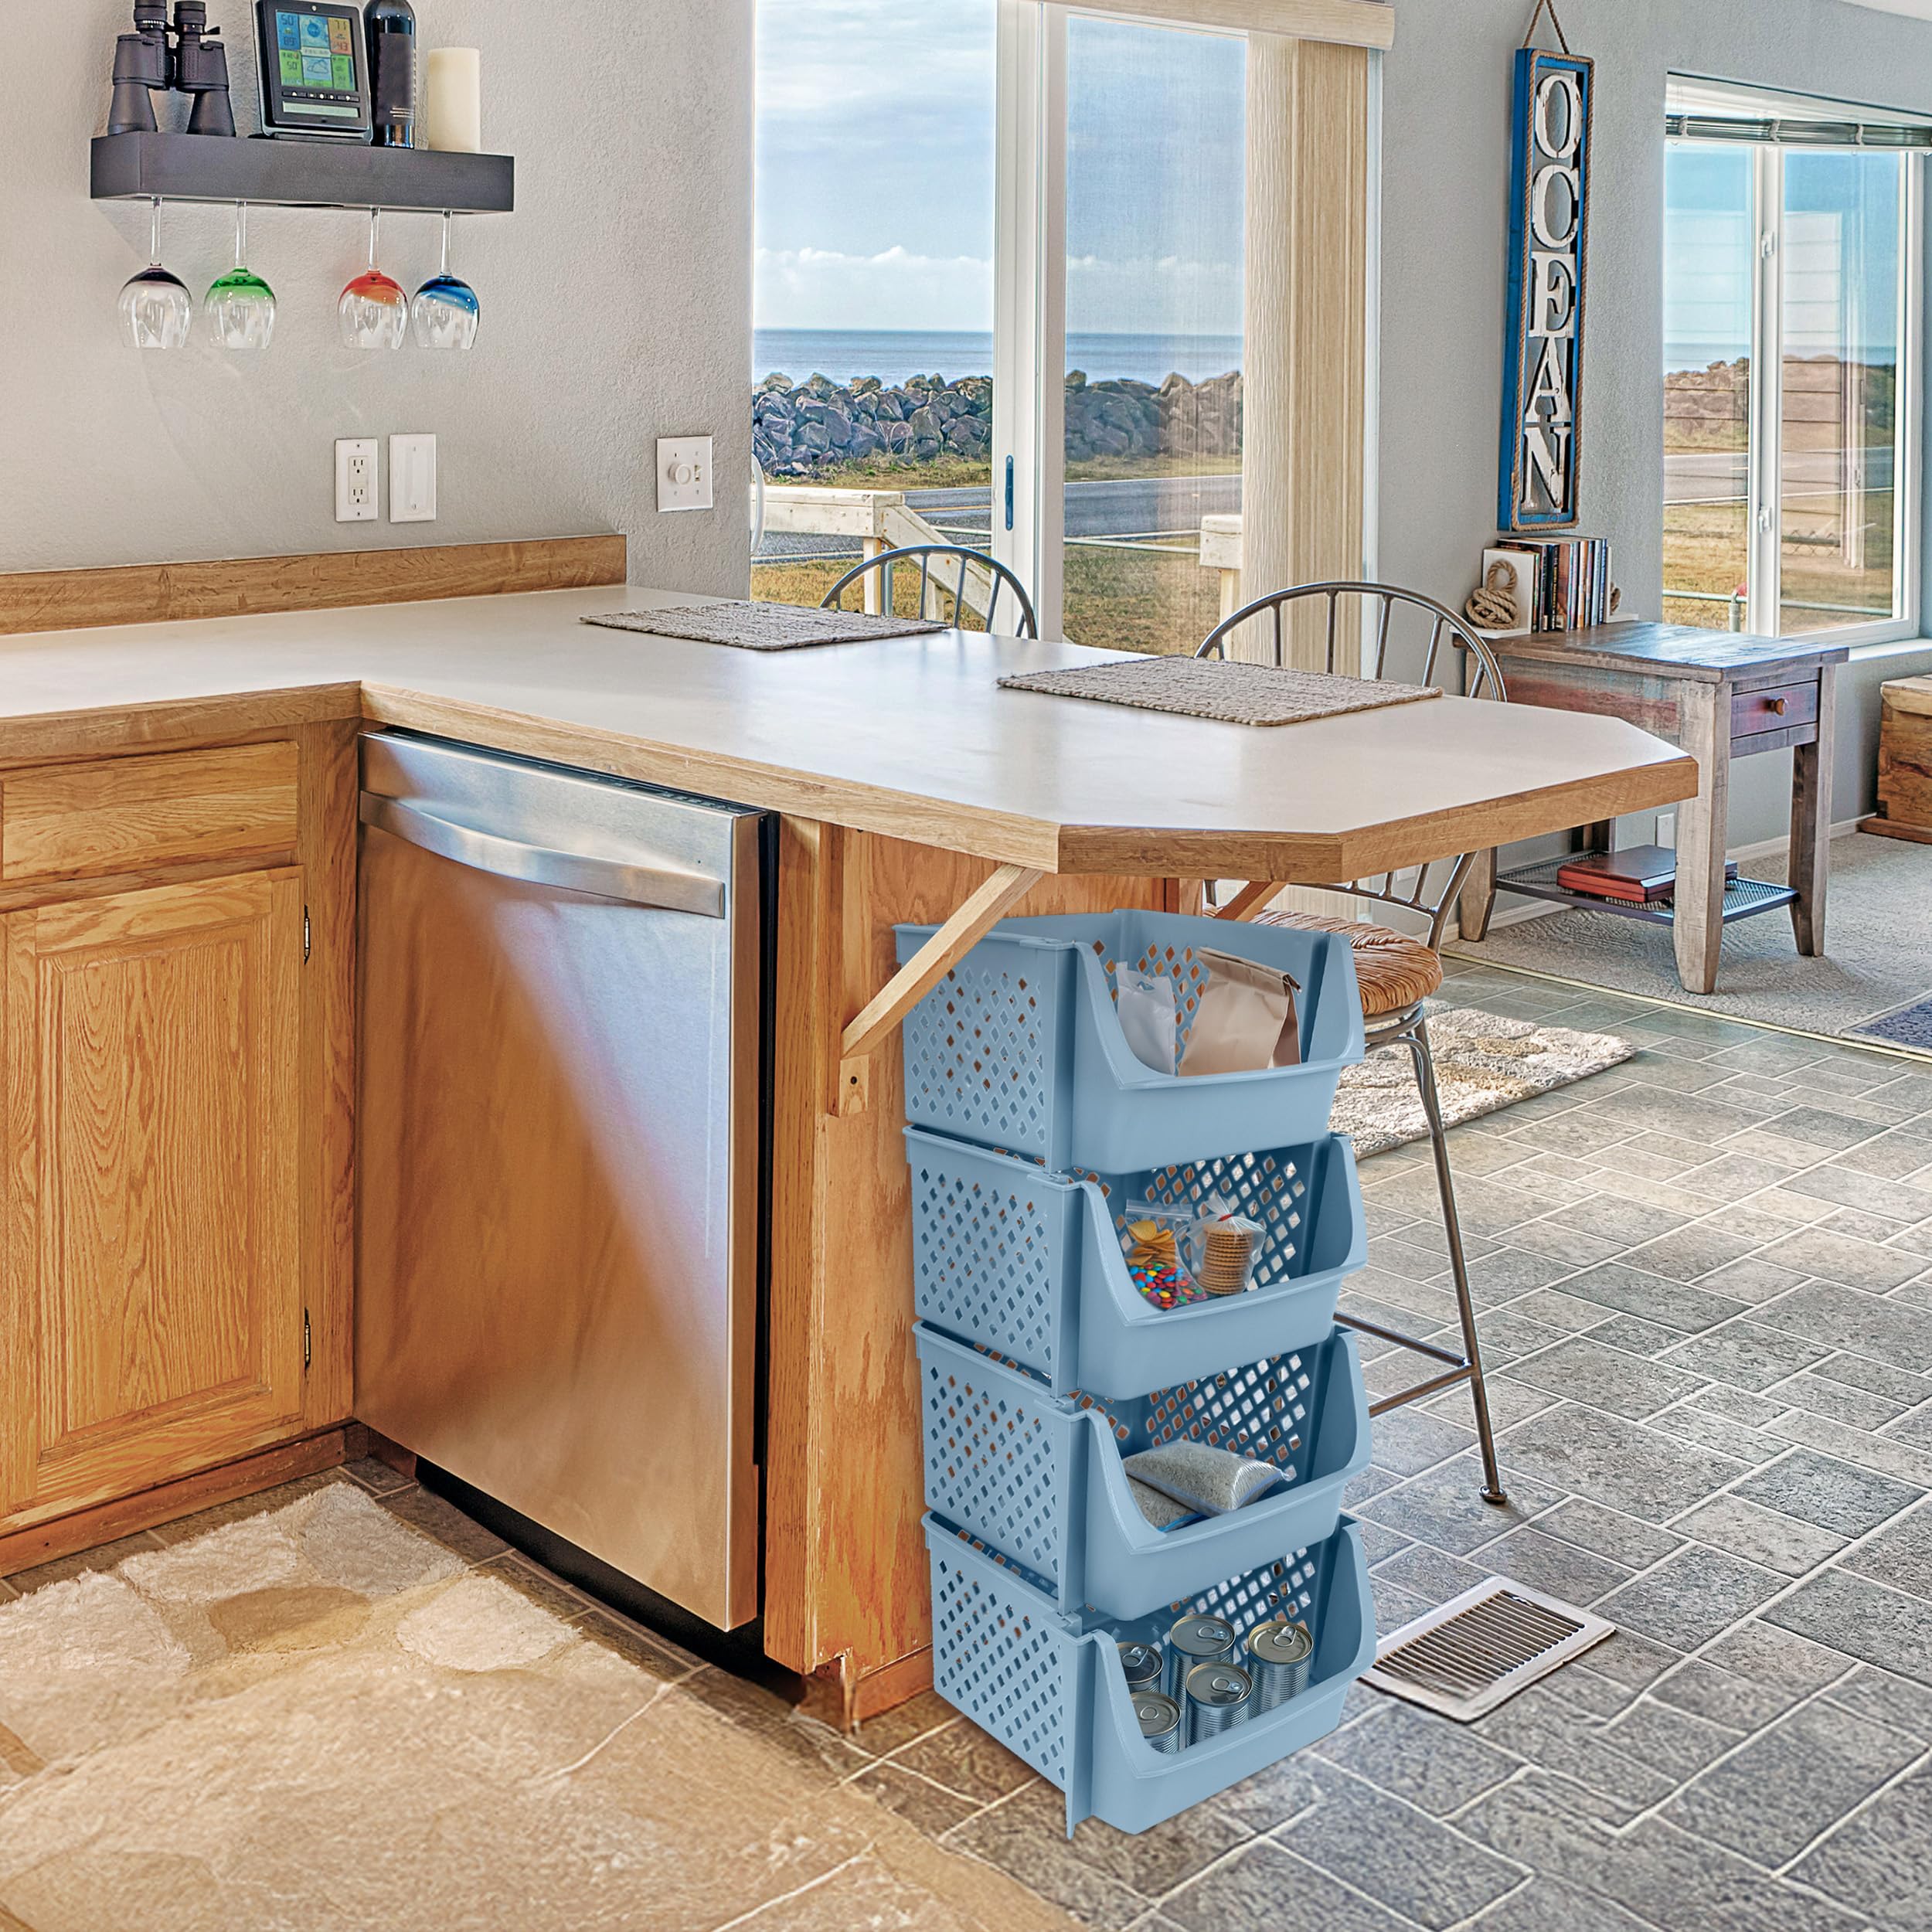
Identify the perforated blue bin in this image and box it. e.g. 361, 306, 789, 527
907, 1127, 1364, 1397
916, 1322, 1369, 1621
896, 911, 1366, 1173
926, 1515, 1375, 1835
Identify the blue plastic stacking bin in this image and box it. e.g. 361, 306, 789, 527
906, 1127, 1365, 1396
896, 911, 1366, 1172
927, 1515, 1375, 1835
916, 1322, 1369, 1620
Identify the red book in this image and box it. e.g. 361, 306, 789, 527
1556, 845, 1737, 906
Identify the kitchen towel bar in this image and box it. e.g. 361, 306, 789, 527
895, 910, 1366, 1172
906, 1127, 1365, 1396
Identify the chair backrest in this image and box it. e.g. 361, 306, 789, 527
821, 544, 1039, 639
1196, 581, 1510, 947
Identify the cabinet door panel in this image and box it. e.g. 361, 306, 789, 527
0, 869, 304, 1521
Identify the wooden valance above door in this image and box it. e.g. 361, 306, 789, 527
1053, 0, 1395, 49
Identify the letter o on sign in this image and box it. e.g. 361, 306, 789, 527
1534, 72, 1582, 161
1532, 164, 1580, 248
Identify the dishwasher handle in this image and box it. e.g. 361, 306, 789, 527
360, 793, 726, 918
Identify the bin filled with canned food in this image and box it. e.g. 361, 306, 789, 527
925, 1517, 1376, 1835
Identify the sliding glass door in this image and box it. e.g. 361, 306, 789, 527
751, 0, 997, 614
754, 2, 1368, 648
1058, 14, 1245, 652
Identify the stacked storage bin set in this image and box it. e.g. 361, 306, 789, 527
900, 910, 1379, 1833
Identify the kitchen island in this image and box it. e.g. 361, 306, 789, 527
0, 582, 1696, 1722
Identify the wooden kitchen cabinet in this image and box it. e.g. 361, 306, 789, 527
0, 870, 306, 1523
0, 723, 359, 1560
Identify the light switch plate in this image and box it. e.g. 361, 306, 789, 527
389, 434, 437, 523
335, 438, 379, 522
658, 436, 714, 513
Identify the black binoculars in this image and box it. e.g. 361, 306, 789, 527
110, 0, 236, 138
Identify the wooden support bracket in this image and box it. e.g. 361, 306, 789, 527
1213, 879, 1281, 923
836, 862, 1043, 1116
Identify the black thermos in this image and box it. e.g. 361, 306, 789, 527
366, 0, 417, 148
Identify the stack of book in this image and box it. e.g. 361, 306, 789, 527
1498, 536, 1613, 632
1555, 845, 1736, 908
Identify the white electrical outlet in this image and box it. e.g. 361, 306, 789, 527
335, 438, 379, 522
658, 436, 714, 513
389, 434, 437, 523
1657, 811, 1677, 850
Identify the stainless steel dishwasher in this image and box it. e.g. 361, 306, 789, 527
355, 730, 769, 1629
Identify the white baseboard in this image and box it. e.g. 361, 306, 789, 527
1449, 814, 1869, 944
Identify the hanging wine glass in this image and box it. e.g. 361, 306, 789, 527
411, 213, 481, 351
338, 208, 408, 350
204, 202, 277, 352
119, 197, 192, 351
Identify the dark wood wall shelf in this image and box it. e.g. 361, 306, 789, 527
90, 132, 513, 214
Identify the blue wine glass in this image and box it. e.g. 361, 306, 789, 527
412, 213, 481, 351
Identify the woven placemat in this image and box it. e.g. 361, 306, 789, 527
998, 655, 1440, 726
583, 603, 947, 651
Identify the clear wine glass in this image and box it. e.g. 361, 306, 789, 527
204, 202, 277, 352
119, 196, 192, 351
339, 208, 409, 350
411, 213, 481, 350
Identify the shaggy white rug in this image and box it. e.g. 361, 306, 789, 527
1333, 1003, 1634, 1157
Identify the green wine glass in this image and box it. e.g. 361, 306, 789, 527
204, 202, 277, 352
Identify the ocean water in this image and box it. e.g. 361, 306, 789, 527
754, 328, 1243, 389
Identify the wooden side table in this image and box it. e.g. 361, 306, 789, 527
1458, 622, 1849, 995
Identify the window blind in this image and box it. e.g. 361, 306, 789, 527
1049, 0, 1393, 50
1666, 74, 1932, 148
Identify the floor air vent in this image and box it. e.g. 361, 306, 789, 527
1363, 1577, 1614, 1722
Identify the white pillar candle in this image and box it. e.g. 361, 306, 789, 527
425, 48, 483, 154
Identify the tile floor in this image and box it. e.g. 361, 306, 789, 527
12, 959, 1932, 1931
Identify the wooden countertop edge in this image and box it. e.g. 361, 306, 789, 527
1052, 750, 1702, 878
0, 677, 1702, 883
358, 682, 1076, 872
0, 682, 366, 764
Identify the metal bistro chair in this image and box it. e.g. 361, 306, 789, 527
822, 543, 1039, 638
1197, 581, 1511, 1506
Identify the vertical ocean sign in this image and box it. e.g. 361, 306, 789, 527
1499, 46, 1594, 531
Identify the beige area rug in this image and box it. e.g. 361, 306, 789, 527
1447, 832, 1932, 1054
1333, 1002, 1634, 1157
0, 1482, 1076, 1932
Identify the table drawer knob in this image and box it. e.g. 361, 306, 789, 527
1767, 697, 1787, 716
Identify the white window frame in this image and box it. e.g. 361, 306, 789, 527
1667, 128, 1923, 648
994, 5, 1383, 642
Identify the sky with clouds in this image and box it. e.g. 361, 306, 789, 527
755, 1, 1247, 337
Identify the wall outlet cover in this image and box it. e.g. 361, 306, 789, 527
390, 434, 437, 523
658, 436, 714, 513
335, 438, 379, 523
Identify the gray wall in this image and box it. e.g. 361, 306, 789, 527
6, 1, 752, 595
1380, 0, 1932, 851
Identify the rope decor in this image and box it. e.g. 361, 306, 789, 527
1522, 0, 1571, 53
1465, 559, 1522, 631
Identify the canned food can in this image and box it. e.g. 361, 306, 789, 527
1117, 1641, 1163, 1693
1134, 1690, 1182, 1755
1184, 1661, 1253, 1746
1164, 1613, 1237, 1701
1243, 1618, 1315, 1710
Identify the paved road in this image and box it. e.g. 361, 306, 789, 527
757, 472, 1243, 562
759, 451, 1889, 565
1664, 447, 1894, 506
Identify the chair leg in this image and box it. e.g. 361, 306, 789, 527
1403, 1015, 1508, 1507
